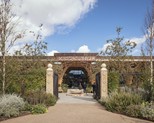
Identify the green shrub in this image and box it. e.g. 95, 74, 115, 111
44, 93, 57, 106
125, 102, 154, 121
24, 102, 50, 114
141, 102, 154, 121
108, 71, 119, 93
23, 103, 33, 112
125, 105, 142, 117
24, 91, 57, 106
0, 94, 25, 117
24, 91, 41, 105
102, 92, 142, 114
31, 104, 47, 114
61, 84, 68, 92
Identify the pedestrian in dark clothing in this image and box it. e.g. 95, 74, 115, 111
92, 83, 96, 93
83, 82, 87, 93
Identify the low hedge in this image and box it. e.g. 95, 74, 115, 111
101, 92, 154, 121
101, 92, 142, 114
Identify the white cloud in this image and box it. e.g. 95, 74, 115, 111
47, 50, 59, 56
71, 50, 76, 53
129, 36, 146, 45
7, 0, 96, 54
47, 45, 91, 55
11, 0, 96, 38
129, 36, 146, 55
77, 45, 90, 53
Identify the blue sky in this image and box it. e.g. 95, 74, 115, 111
10, 0, 152, 55
45, 0, 151, 55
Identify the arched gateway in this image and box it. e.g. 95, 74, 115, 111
52, 53, 99, 85
46, 53, 108, 100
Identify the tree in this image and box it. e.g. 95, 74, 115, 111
0, 0, 23, 94
142, 0, 154, 101
101, 27, 136, 73
103, 27, 136, 57
100, 27, 137, 88
143, 0, 154, 85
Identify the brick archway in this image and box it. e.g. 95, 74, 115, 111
46, 53, 108, 99
52, 53, 101, 85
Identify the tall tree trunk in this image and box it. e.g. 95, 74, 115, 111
150, 0, 154, 85
150, 39, 153, 98
150, 47, 153, 84
2, 36, 6, 95
0, 0, 23, 94
2, 51, 5, 95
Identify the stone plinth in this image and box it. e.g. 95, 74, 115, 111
66, 89, 84, 96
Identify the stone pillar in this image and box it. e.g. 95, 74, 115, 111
100, 63, 108, 99
46, 63, 54, 94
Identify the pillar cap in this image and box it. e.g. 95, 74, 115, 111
48, 63, 53, 68
101, 63, 106, 68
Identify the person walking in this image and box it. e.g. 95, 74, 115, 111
83, 82, 87, 93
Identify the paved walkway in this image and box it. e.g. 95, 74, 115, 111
1, 93, 153, 123
57, 93, 97, 104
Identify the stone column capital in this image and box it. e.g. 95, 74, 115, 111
101, 63, 107, 70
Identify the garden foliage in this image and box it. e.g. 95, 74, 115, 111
102, 92, 142, 114
0, 94, 25, 117
31, 104, 47, 114
61, 83, 68, 92
24, 91, 57, 106
108, 71, 119, 93
101, 92, 154, 121
141, 102, 154, 121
